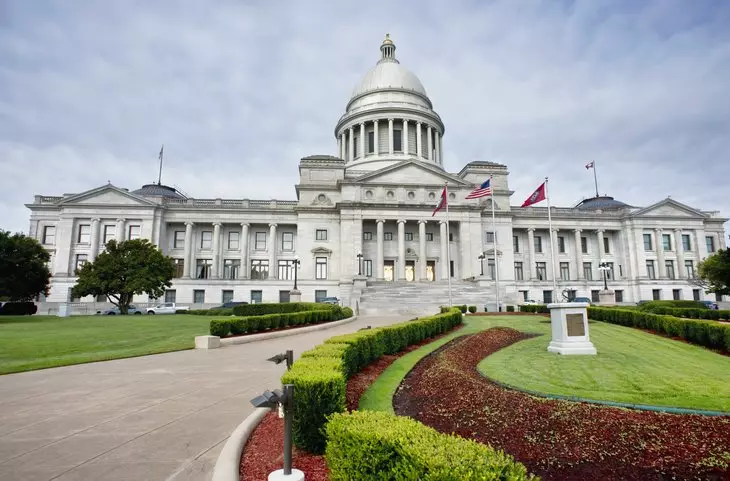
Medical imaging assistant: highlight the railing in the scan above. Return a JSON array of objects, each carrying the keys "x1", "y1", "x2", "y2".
[
  {"x1": 39, "y1": 196, "x2": 63, "y2": 203},
  {"x1": 162, "y1": 198, "x2": 298, "y2": 209}
]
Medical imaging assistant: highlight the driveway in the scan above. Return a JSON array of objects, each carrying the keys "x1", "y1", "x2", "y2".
[{"x1": 0, "y1": 314, "x2": 408, "y2": 481}]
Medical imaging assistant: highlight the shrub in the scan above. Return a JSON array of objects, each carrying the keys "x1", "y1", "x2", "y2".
[
  {"x1": 326, "y1": 411, "x2": 535, "y2": 481},
  {"x1": 638, "y1": 306, "x2": 730, "y2": 321},
  {"x1": 209, "y1": 306, "x2": 349, "y2": 337},
  {"x1": 638, "y1": 300, "x2": 707, "y2": 311},
  {"x1": 232, "y1": 302, "x2": 334, "y2": 317},
  {"x1": 506, "y1": 305, "x2": 515, "y2": 312},
  {"x1": 468, "y1": 305, "x2": 477, "y2": 313},
  {"x1": 439, "y1": 305, "x2": 449, "y2": 313},
  {"x1": 0, "y1": 302, "x2": 38, "y2": 316},
  {"x1": 209, "y1": 319, "x2": 230, "y2": 337},
  {"x1": 341, "y1": 306, "x2": 354, "y2": 318},
  {"x1": 519, "y1": 304, "x2": 549, "y2": 313},
  {"x1": 458, "y1": 304, "x2": 467, "y2": 313}
]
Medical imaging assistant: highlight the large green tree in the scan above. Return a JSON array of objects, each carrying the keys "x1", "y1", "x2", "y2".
[
  {"x1": 72, "y1": 239, "x2": 175, "y2": 314},
  {"x1": 0, "y1": 230, "x2": 51, "y2": 301},
  {"x1": 698, "y1": 248, "x2": 730, "y2": 297}
]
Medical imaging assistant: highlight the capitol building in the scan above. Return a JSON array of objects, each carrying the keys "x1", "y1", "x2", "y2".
[{"x1": 27, "y1": 35, "x2": 728, "y2": 312}]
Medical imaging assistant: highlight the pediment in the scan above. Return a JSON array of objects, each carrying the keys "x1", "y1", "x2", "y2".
[
  {"x1": 631, "y1": 198, "x2": 707, "y2": 219},
  {"x1": 354, "y1": 160, "x2": 469, "y2": 187},
  {"x1": 311, "y1": 247, "x2": 333, "y2": 255},
  {"x1": 58, "y1": 185, "x2": 157, "y2": 206}
]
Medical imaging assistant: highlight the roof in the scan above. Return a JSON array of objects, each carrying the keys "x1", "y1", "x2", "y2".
[
  {"x1": 132, "y1": 184, "x2": 186, "y2": 199},
  {"x1": 575, "y1": 196, "x2": 631, "y2": 210}
]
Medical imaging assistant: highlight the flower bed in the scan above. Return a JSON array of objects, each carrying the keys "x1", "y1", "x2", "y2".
[{"x1": 394, "y1": 327, "x2": 730, "y2": 480}]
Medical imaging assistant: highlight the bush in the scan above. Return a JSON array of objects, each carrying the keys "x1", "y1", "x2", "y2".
[
  {"x1": 325, "y1": 411, "x2": 536, "y2": 481},
  {"x1": 232, "y1": 302, "x2": 334, "y2": 317},
  {"x1": 341, "y1": 306, "x2": 353, "y2": 318},
  {"x1": 638, "y1": 300, "x2": 707, "y2": 311},
  {"x1": 0, "y1": 302, "x2": 38, "y2": 316},
  {"x1": 468, "y1": 305, "x2": 477, "y2": 313},
  {"x1": 282, "y1": 308, "x2": 463, "y2": 453},
  {"x1": 637, "y1": 305, "x2": 730, "y2": 321},
  {"x1": 209, "y1": 307, "x2": 349, "y2": 337},
  {"x1": 209, "y1": 319, "x2": 230, "y2": 337},
  {"x1": 519, "y1": 304, "x2": 549, "y2": 313},
  {"x1": 458, "y1": 304, "x2": 467, "y2": 313},
  {"x1": 506, "y1": 305, "x2": 515, "y2": 312},
  {"x1": 188, "y1": 307, "x2": 233, "y2": 316}
]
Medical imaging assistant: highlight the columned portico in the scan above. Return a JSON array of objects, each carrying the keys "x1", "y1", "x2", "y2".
[
  {"x1": 418, "y1": 220, "x2": 427, "y2": 280},
  {"x1": 397, "y1": 220, "x2": 406, "y2": 280}
]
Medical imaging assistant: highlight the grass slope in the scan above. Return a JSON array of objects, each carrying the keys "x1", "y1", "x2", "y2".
[{"x1": 0, "y1": 314, "x2": 214, "y2": 374}]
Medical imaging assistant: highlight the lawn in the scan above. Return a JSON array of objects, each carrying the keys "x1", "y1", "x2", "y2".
[
  {"x1": 0, "y1": 314, "x2": 216, "y2": 375},
  {"x1": 361, "y1": 315, "x2": 730, "y2": 413}
]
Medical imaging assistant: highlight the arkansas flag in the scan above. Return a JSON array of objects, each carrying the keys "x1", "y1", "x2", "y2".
[
  {"x1": 585, "y1": 160, "x2": 594, "y2": 170},
  {"x1": 432, "y1": 187, "x2": 447, "y2": 216},
  {"x1": 520, "y1": 182, "x2": 546, "y2": 208}
]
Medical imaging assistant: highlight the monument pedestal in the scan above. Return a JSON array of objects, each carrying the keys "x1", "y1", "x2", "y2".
[
  {"x1": 57, "y1": 303, "x2": 70, "y2": 317},
  {"x1": 598, "y1": 289, "x2": 616, "y2": 306},
  {"x1": 289, "y1": 289, "x2": 301, "y2": 303},
  {"x1": 547, "y1": 302, "x2": 597, "y2": 355}
]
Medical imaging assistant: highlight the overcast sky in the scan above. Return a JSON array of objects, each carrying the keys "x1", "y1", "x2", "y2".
[{"x1": 1, "y1": 0, "x2": 729, "y2": 235}]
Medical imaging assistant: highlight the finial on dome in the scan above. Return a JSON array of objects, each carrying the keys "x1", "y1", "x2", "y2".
[
  {"x1": 379, "y1": 33, "x2": 398, "y2": 64},
  {"x1": 382, "y1": 33, "x2": 393, "y2": 45}
]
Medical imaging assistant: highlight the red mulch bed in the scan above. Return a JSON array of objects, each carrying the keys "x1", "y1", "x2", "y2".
[
  {"x1": 394, "y1": 327, "x2": 730, "y2": 481},
  {"x1": 239, "y1": 324, "x2": 464, "y2": 480}
]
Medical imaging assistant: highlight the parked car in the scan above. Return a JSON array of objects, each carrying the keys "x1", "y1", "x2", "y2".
[
  {"x1": 215, "y1": 301, "x2": 248, "y2": 309},
  {"x1": 100, "y1": 305, "x2": 142, "y2": 315},
  {"x1": 521, "y1": 299, "x2": 540, "y2": 305},
  {"x1": 319, "y1": 297, "x2": 340, "y2": 305},
  {"x1": 702, "y1": 301, "x2": 719, "y2": 310},
  {"x1": 573, "y1": 297, "x2": 592, "y2": 305},
  {"x1": 146, "y1": 302, "x2": 189, "y2": 315}
]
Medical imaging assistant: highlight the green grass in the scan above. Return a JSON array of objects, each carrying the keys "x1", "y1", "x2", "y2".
[
  {"x1": 361, "y1": 315, "x2": 730, "y2": 413},
  {"x1": 0, "y1": 314, "x2": 216, "y2": 375}
]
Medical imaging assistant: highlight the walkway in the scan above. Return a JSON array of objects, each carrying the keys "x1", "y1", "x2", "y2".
[{"x1": 0, "y1": 314, "x2": 408, "y2": 481}]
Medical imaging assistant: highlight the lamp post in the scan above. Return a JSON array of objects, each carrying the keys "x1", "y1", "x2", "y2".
[
  {"x1": 356, "y1": 252, "x2": 363, "y2": 276},
  {"x1": 292, "y1": 257, "x2": 301, "y2": 291},
  {"x1": 598, "y1": 262, "x2": 610, "y2": 290},
  {"x1": 478, "y1": 252, "x2": 486, "y2": 276}
]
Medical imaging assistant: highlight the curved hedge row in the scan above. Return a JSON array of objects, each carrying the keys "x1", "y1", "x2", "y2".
[
  {"x1": 518, "y1": 304, "x2": 549, "y2": 313},
  {"x1": 210, "y1": 306, "x2": 352, "y2": 337},
  {"x1": 232, "y1": 302, "x2": 333, "y2": 317},
  {"x1": 326, "y1": 411, "x2": 535, "y2": 481},
  {"x1": 639, "y1": 305, "x2": 730, "y2": 321},
  {"x1": 281, "y1": 309, "x2": 463, "y2": 454}
]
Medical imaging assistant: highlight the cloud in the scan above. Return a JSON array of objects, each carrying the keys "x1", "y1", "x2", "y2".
[{"x1": 0, "y1": 0, "x2": 728, "y2": 236}]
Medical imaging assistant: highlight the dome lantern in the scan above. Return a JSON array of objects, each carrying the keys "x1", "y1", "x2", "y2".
[{"x1": 379, "y1": 34, "x2": 398, "y2": 64}]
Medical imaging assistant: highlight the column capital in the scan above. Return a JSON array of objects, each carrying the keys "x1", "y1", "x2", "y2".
[
  {"x1": 348, "y1": 126, "x2": 354, "y2": 131},
  {"x1": 212, "y1": 222, "x2": 222, "y2": 227},
  {"x1": 654, "y1": 227, "x2": 662, "y2": 232},
  {"x1": 673, "y1": 228, "x2": 682, "y2": 233},
  {"x1": 359, "y1": 122, "x2": 365, "y2": 127},
  {"x1": 397, "y1": 219, "x2": 407, "y2": 225},
  {"x1": 552, "y1": 228, "x2": 560, "y2": 233},
  {"x1": 527, "y1": 227, "x2": 535, "y2": 233},
  {"x1": 573, "y1": 228, "x2": 582, "y2": 233},
  {"x1": 91, "y1": 217, "x2": 101, "y2": 223},
  {"x1": 376, "y1": 219, "x2": 386, "y2": 224},
  {"x1": 596, "y1": 229, "x2": 605, "y2": 234},
  {"x1": 116, "y1": 218, "x2": 126, "y2": 223},
  {"x1": 416, "y1": 120, "x2": 422, "y2": 126},
  {"x1": 418, "y1": 220, "x2": 428, "y2": 225},
  {"x1": 269, "y1": 223, "x2": 278, "y2": 228},
  {"x1": 185, "y1": 221, "x2": 195, "y2": 227},
  {"x1": 388, "y1": 118, "x2": 394, "y2": 122},
  {"x1": 374, "y1": 119, "x2": 379, "y2": 124},
  {"x1": 439, "y1": 220, "x2": 448, "y2": 226},
  {"x1": 240, "y1": 222, "x2": 250, "y2": 227}
]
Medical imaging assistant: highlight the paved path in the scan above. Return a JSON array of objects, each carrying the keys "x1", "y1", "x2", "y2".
[{"x1": 0, "y1": 314, "x2": 409, "y2": 481}]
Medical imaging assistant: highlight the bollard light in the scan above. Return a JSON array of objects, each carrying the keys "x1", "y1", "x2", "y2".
[{"x1": 266, "y1": 350, "x2": 294, "y2": 370}]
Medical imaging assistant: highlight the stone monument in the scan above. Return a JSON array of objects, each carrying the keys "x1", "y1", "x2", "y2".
[{"x1": 547, "y1": 302, "x2": 597, "y2": 355}]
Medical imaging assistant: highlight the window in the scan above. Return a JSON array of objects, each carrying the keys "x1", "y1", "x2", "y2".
[
  {"x1": 363, "y1": 232, "x2": 373, "y2": 241},
  {"x1": 615, "y1": 290, "x2": 624, "y2": 302},
  {"x1": 487, "y1": 258, "x2": 495, "y2": 280},
  {"x1": 591, "y1": 290, "x2": 600, "y2": 303},
  {"x1": 367, "y1": 131, "x2": 375, "y2": 153},
  {"x1": 405, "y1": 232, "x2": 413, "y2": 241},
  {"x1": 251, "y1": 259, "x2": 269, "y2": 280},
  {"x1": 693, "y1": 289, "x2": 701, "y2": 301},
  {"x1": 279, "y1": 290, "x2": 291, "y2": 303},
  {"x1": 514, "y1": 262, "x2": 523, "y2": 281},
  {"x1": 316, "y1": 257, "x2": 328, "y2": 279},
  {"x1": 643, "y1": 233, "x2": 653, "y2": 251},
  {"x1": 672, "y1": 289, "x2": 681, "y2": 301},
  {"x1": 393, "y1": 129, "x2": 402, "y2": 151},
  {"x1": 282, "y1": 232, "x2": 294, "y2": 251},
  {"x1": 222, "y1": 290, "x2": 234, "y2": 304},
  {"x1": 682, "y1": 234, "x2": 691, "y2": 251},
  {"x1": 520, "y1": 290, "x2": 529, "y2": 301},
  {"x1": 449, "y1": 233, "x2": 454, "y2": 242},
  {"x1": 560, "y1": 262, "x2": 570, "y2": 281},
  {"x1": 228, "y1": 232, "x2": 240, "y2": 250},
  {"x1": 583, "y1": 262, "x2": 593, "y2": 281},
  {"x1": 558, "y1": 236, "x2": 565, "y2": 253},
  {"x1": 96, "y1": 294, "x2": 106, "y2": 303},
  {"x1": 706, "y1": 236, "x2": 715, "y2": 253},
  {"x1": 603, "y1": 237, "x2": 610, "y2": 254},
  {"x1": 193, "y1": 290, "x2": 205, "y2": 304},
  {"x1": 128, "y1": 225, "x2": 141, "y2": 240},
  {"x1": 224, "y1": 259, "x2": 240, "y2": 279},
  {"x1": 42, "y1": 226, "x2": 56, "y2": 245},
  {"x1": 74, "y1": 254, "x2": 88, "y2": 273},
  {"x1": 426, "y1": 233, "x2": 433, "y2": 241},
  {"x1": 536, "y1": 262, "x2": 547, "y2": 281},
  {"x1": 581, "y1": 236, "x2": 588, "y2": 254},
  {"x1": 363, "y1": 259, "x2": 373, "y2": 277},
  {"x1": 513, "y1": 235, "x2": 520, "y2": 253},
  {"x1": 315, "y1": 290, "x2": 328, "y2": 303},
  {"x1": 251, "y1": 290, "x2": 263, "y2": 304},
  {"x1": 534, "y1": 236, "x2": 543, "y2": 253},
  {"x1": 104, "y1": 225, "x2": 115, "y2": 244},
  {"x1": 173, "y1": 258, "x2": 185, "y2": 278},
  {"x1": 652, "y1": 289, "x2": 661, "y2": 301},
  {"x1": 384, "y1": 232, "x2": 393, "y2": 241},
  {"x1": 174, "y1": 231, "x2": 185, "y2": 249},
  {"x1": 77, "y1": 224, "x2": 91, "y2": 244},
  {"x1": 315, "y1": 229, "x2": 328, "y2": 241},
  {"x1": 486, "y1": 231, "x2": 495, "y2": 244},
  {"x1": 165, "y1": 290, "x2": 176, "y2": 303},
  {"x1": 278, "y1": 260, "x2": 296, "y2": 280},
  {"x1": 543, "y1": 291, "x2": 553, "y2": 304},
  {"x1": 685, "y1": 260, "x2": 695, "y2": 278},
  {"x1": 196, "y1": 259, "x2": 212, "y2": 279},
  {"x1": 201, "y1": 231, "x2": 213, "y2": 249},
  {"x1": 662, "y1": 234, "x2": 672, "y2": 251},
  {"x1": 605, "y1": 262, "x2": 615, "y2": 280},
  {"x1": 255, "y1": 232, "x2": 266, "y2": 250},
  {"x1": 646, "y1": 260, "x2": 656, "y2": 279},
  {"x1": 665, "y1": 260, "x2": 675, "y2": 279}
]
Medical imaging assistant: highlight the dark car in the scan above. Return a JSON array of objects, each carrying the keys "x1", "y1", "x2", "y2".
[
  {"x1": 701, "y1": 300, "x2": 719, "y2": 310},
  {"x1": 216, "y1": 301, "x2": 248, "y2": 309}
]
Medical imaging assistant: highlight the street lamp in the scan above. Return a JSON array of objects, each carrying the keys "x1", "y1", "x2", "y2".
[
  {"x1": 292, "y1": 256, "x2": 301, "y2": 291},
  {"x1": 478, "y1": 252, "x2": 486, "y2": 276},
  {"x1": 356, "y1": 252, "x2": 363, "y2": 276},
  {"x1": 598, "y1": 262, "x2": 610, "y2": 290}
]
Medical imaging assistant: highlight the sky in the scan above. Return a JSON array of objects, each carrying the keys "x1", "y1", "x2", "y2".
[{"x1": 1, "y1": 0, "x2": 729, "y2": 235}]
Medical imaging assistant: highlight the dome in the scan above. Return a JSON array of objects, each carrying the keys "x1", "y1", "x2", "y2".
[
  {"x1": 132, "y1": 183, "x2": 186, "y2": 200},
  {"x1": 575, "y1": 196, "x2": 630, "y2": 210}
]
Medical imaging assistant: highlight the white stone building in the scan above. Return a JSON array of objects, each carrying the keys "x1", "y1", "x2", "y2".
[{"x1": 26, "y1": 35, "x2": 728, "y2": 312}]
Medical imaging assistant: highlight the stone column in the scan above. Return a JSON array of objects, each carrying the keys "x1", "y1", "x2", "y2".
[
  {"x1": 348, "y1": 127, "x2": 354, "y2": 161},
  {"x1": 695, "y1": 228, "x2": 707, "y2": 260},
  {"x1": 89, "y1": 218, "x2": 101, "y2": 262},
  {"x1": 269, "y1": 223, "x2": 278, "y2": 279},
  {"x1": 388, "y1": 118, "x2": 394, "y2": 154},
  {"x1": 427, "y1": 125, "x2": 433, "y2": 161},
  {"x1": 376, "y1": 219, "x2": 385, "y2": 280},
  {"x1": 573, "y1": 229, "x2": 582, "y2": 280},
  {"x1": 337, "y1": 135, "x2": 342, "y2": 158},
  {"x1": 359, "y1": 123, "x2": 365, "y2": 159},
  {"x1": 418, "y1": 220, "x2": 427, "y2": 280},
  {"x1": 435, "y1": 131, "x2": 441, "y2": 164},
  {"x1": 596, "y1": 230, "x2": 605, "y2": 279},
  {"x1": 550, "y1": 228, "x2": 559, "y2": 281},
  {"x1": 440, "y1": 221, "x2": 448, "y2": 279},
  {"x1": 373, "y1": 120, "x2": 379, "y2": 155},
  {"x1": 439, "y1": 134, "x2": 444, "y2": 163},
  {"x1": 416, "y1": 122, "x2": 422, "y2": 158},
  {"x1": 403, "y1": 119, "x2": 409, "y2": 155},
  {"x1": 184, "y1": 222, "x2": 194, "y2": 278},
  {"x1": 527, "y1": 228, "x2": 536, "y2": 280},
  {"x1": 655, "y1": 228, "x2": 665, "y2": 278},
  {"x1": 212, "y1": 222, "x2": 221, "y2": 279},
  {"x1": 675, "y1": 228, "x2": 685, "y2": 278},
  {"x1": 397, "y1": 220, "x2": 406, "y2": 280},
  {"x1": 240, "y1": 223, "x2": 249, "y2": 279},
  {"x1": 115, "y1": 218, "x2": 126, "y2": 243}
]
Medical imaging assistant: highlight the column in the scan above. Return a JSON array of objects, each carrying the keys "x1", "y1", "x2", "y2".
[
  {"x1": 359, "y1": 123, "x2": 365, "y2": 159},
  {"x1": 416, "y1": 122, "x2": 422, "y2": 158},
  {"x1": 527, "y1": 228, "x2": 535, "y2": 280},
  {"x1": 337, "y1": 134, "x2": 343, "y2": 158},
  {"x1": 376, "y1": 219, "x2": 385, "y2": 280},
  {"x1": 550, "y1": 228, "x2": 559, "y2": 281},
  {"x1": 434, "y1": 131, "x2": 441, "y2": 164},
  {"x1": 655, "y1": 228, "x2": 665, "y2": 278},
  {"x1": 596, "y1": 230, "x2": 605, "y2": 278},
  {"x1": 212, "y1": 222, "x2": 221, "y2": 279},
  {"x1": 184, "y1": 222, "x2": 194, "y2": 278},
  {"x1": 89, "y1": 218, "x2": 101, "y2": 262},
  {"x1": 574, "y1": 229, "x2": 582, "y2": 280},
  {"x1": 388, "y1": 119, "x2": 394, "y2": 154},
  {"x1": 418, "y1": 220, "x2": 427, "y2": 280},
  {"x1": 675, "y1": 228, "x2": 685, "y2": 278},
  {"x1": 115, "y1": 218, "x2": 125, "y2": 243},
  {"x1": 397, "y1": 220, "x2": 406, "y2": 280},
  {"x1": 403, "y1": 119, "x2": 409, "y2": 155},
  {"x1": 269, "y1": 223, "x2": 278, "y2": 279},
  {"x1": 427, "y1": 125, "x2": 433, "y2": 161},
  {"x1": 348, "y1": 127, "x2": 354, "y2": 161},
  {"x1": 438, "y1": 134, "x2": 443, "y2": 163},
  {"x1": 440, "y1": 221, "x2": 449, "y2": 279},
  {"x1": 373, "y1": 120, "x2": 379, "y2": 155},
  {"x1": 694, "y1": 228, "x2": 707, "y2": 260},
  {"x1": 240, "y1": 223, "x2": 249, "y2": 279}
]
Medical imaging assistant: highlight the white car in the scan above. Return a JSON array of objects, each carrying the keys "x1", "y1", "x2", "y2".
[
  {"x1": 521, "y1": 299, "x2": 540, "y2": 305},
  {"x1": 146, "y1": 303, "x2": 189, "y2": 315}
]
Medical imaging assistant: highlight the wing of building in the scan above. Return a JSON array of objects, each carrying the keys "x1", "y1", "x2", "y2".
[{"x1": 26, "y1": 35, "x2": 728, "y2": 314}]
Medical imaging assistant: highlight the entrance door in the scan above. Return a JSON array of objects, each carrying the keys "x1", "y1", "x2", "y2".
[
  {"x1": 405, "y1": 261, "x2": 415, "y2": 282},
  {"x1": 426, "y1": 261, "x2": 435, "y2": 281},
  {"x1": 384, "y1": 261, "x2": 395, "y2": 281}
]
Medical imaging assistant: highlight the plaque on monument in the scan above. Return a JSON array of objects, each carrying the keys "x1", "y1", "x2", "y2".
[{"x1": 566, "y1": 313, "x2": 586, "y2": 337}]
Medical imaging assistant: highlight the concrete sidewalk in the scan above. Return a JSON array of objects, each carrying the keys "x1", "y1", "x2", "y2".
[{"x1": 0, "y1": 314, "x2": 408, "y2": 481}]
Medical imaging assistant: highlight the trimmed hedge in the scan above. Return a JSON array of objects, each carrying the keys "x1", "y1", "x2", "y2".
[
  {"x1": 0, "y1": 302, "x2": 38, "y2": 316},
  {"x1": 209, "y1": 306, "x2": 352, "y2": 337},
  {"x1": 281, "y1": 308, "x2": 463, "y2": 453},
  {"x1": 468, "y1": 305, "x2": 477, "y2": 313},
  {"x1": 638, "y1": 305, "x2": 729, "y2": 321},
  {"x1": 506, "y1": 305, "x2": 515, "y2": 312},
  {"x1": 638, "y1": 300, "x2": 707, "y2": 311},
  {"x1": 232, "y1": 302, "x2": 334, "y2": 317},
  {"x1": 589, "y1": 306, "x2": 730, "y2": 353},
  {"x1": 326, "y1": 411, "x2": 536, "y2": 481},
  {"x1": 188, "y1": 308, "x2": 234, "y2": 316},
  {"x1": 519, "y1": 304, "x2": 549, "y2": 313}
]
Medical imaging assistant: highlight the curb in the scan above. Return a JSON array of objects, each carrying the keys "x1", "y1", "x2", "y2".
[
  {"x1": 211, "y1": 407, "x2": 270, "y2": 481},
  {"x1": 218, "y1": 315, "x2": 358, "y2": 347}
]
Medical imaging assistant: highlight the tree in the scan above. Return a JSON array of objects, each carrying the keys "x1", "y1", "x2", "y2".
[
  {"x1": 72, "y1": 239, "x2": 175, "y2": 314},
  {"x1": 0, "y1": 230, "x2": 50, "y2": 301},
  {"x1": 698, "y1": 248, "x2": 730, "y2": 297}
]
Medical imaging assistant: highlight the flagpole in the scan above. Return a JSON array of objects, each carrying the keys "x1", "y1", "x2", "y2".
[
  {"x1": 489, "y1": 175, "x2": 500, "y2": 312},
  {"x1": 157, "y1": 144, "x2": 164, "y2": 185},
  {"x1": 592, "y1": 160, "x2": 599, "y2": 197},
  {"x1": 445, "y1": 182, "x2": 452, "y2": 307},
  {"x1": 545, "y1": 177, "x2": 557, "y2": 299}
]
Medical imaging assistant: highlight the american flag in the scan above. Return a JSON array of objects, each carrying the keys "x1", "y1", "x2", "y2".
[{"x1": 465, "y1": 177, "x2": 493, "y2": 199}]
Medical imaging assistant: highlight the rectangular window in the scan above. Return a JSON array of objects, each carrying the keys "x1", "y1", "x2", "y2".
[
  {"x1": 603, "y1": 237, "x2": 610, "y2": 254},
  {"x1": 685, "y1": 260, "x2": 695, "y2": 278},
  {"x1": 223, "y1": 259, "x2": 240, "y2": 279},
  {"x1": 279, "y1": 290, "x2": 291, "y2": 303},
  {"x1": 228, "y1": 232, "x2": 240, "y2": 250},
  {"x1": 103, "y1": 225, "x2": 115, "y2": 244},
  {"x1": 193, "y1": 290, "x2": 205, "y2": 304},
  {"x1": 486, "y1": 231, "x2": 495, "y2": 244},
  {"x1": 652, "y1": 289, "x2": 661, "y2": 301},
  {"x1": 487, "y1": 258, "x2": 496, "y2": 280},
  {"x1": 426, "y1": 233, "x2": 433, "y2": 241},
  {"x1": 316, "y1": 257, "x2": 328, "y2": 279},
  {"x1": 405, "y1": 232, "x2": 413, "y2": 241},
  {"x1": 165, "y1": 290, "x2": 176, "y2": 303},
  {"x1": 646, "y1": 260, "x2": 656, "y2": 279},
  {"x1": 363, "y1": 232, "x2": 373, "y2": 241},
  {"x1": 363, "y1": 259, "x2": 373, "y2": 277},
  {"x1": 196, "y1": 259, "x2": 212, "y2": 279},
  {"x1": 278, "y1": 260, "x2": 295, "y2": 280},
  {"x1": 449, "y1": 233, "x2": 454, "y2": 242},
  {"x1": 513, "y1": 235, "x2": 520, "y2": 253},
  {"x1": 74, "y1": 254, "x2": 88, "y2": 273},
  {"x1": 591, "y1": 290, "x2": 600, "y2": 303},
  {"x1": 255, "y1": 232, "x2": 266, "y2": 250},
  {"x1": 558, "y1": 236, "x2": 565, "y2": 253},
  {"x1": 605, "y1": 262, "x2": 615, "y2": 280},
  {"x1": 615, "y1": 290, "x2": 624, "y2": 303},
  {"x1": 560, "y1": 262, "x2": 570, "y2": 281},
  {"x1": 682, "y1": 234, "x2": 691, "y2": 251},
  {"x1": 314, "y1": 290, "x2": 327, "y2": 303},
  {"x1": 174, "y1": 231, "x2": 185, "y2": 249},
  {"x1": 282, "y1": 232, "x2": 294, "y2": 251},
  {"x1": 693, "y1": 289, "x2": 701, "y2": 301},
  {"x1": 251, "y1": 259, "x2": 269, "y2": 280},
  {"x1": 367, "y1": 131, "x2": 375, "y2": 153},
  {"x1": 77, "y1": 224, "x2": 91, "y2": 244},
  {"x1": 543, "y1": 290, "x2": 553, "y2": 304},
  {"x1": 643, "y1": 233, "x2": 653, "y2": 251},
  {"x1": 128, "y1": 225, "x2": 141, "y2": 240},
  {"x1": 200, "y1": 231, "x2": 213, "y2": 249},
  {"x1": 665, "y1": 260, "x2": 675, "y2": 279},
  {"x1": 706, "y1": 236, "x2": 715, "y2": 253},
  {"x1": 581, "y1": 236, "x2": 588, "y2": 254},
  {"x1": 514, "y1": 262, "x2": 523, "y2": 281},
  {"x1": 222, "y1": 290, "x2": 234, "y2": 304},
  {"x1": 315, "y1": 229, "x2": 328, "y2": 241},
  {"x1": 662, "y1": 234, "x2": 672, "y2": 251},
  {"x1": 384, "y1": 232, "x2": 393, "y2": 241},
  {"x1": 672, "y1": 289, "x2": 681, "y2": 301},
  {"x1": 534, "y1": 236, "x2": 543, "y2": 253},
  {"x1": 251, "y1": 290, "x2": 263, "y2": 304},
  {"x1": 173, "y1": 258, "x2": 185, "y2": 278},
  {"x1": 450, "y1": 260, "x2": 455, "y2": 278},
  {"x1": 520, "y1": 290, "x2": 529, "y2": 301},
  {"x1": 536, "y1": 262, "x2": 547, "y2": 281},
  {"x1": 42, "y1": 226, "x2": 56, "y2": 245},
  {"x1": 583, "y1": 262, "x2": 593, "y2": 281},
  {"x1": 393, "y1": 129, "x2": 402, "y2": 151}
]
